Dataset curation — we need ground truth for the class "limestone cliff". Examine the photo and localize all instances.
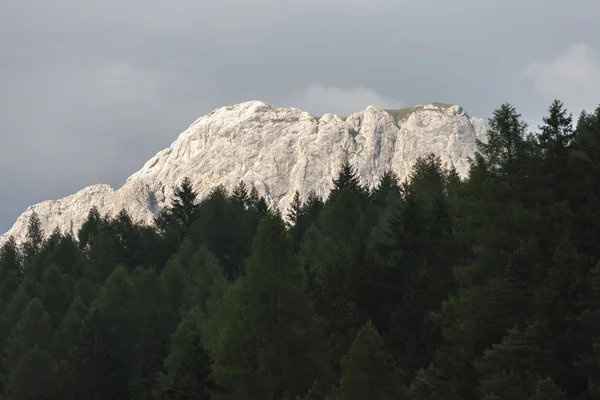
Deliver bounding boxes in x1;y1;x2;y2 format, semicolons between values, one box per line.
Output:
0;100;487;245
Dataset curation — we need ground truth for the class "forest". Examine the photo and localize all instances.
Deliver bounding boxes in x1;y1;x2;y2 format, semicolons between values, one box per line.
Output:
1;100;600;400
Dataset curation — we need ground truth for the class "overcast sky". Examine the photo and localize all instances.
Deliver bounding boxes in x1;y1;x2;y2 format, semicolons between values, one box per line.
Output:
1;0;600;232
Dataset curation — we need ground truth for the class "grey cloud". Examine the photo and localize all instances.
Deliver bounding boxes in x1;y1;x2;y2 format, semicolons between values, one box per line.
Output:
284;84;404;116
525;44;600;116
1;0;599;231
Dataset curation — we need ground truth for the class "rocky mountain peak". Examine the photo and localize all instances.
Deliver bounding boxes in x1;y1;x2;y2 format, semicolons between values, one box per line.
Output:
0;100;487;245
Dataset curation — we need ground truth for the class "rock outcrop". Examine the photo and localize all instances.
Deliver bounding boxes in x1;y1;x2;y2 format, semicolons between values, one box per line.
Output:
0;100;487;245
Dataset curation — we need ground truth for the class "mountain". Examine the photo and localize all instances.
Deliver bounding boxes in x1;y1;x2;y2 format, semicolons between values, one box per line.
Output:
0;100;487;245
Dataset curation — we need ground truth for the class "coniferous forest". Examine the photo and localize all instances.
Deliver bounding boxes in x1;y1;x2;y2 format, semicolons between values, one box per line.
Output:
2;100;600;399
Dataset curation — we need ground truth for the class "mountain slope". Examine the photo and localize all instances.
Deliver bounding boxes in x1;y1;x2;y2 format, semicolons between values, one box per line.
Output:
0;100;487;245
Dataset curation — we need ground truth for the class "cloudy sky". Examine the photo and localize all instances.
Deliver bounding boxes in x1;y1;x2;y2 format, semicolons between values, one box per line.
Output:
1;0;599;231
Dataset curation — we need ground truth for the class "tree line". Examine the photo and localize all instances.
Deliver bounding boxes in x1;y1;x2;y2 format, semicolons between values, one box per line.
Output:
1;100;600;399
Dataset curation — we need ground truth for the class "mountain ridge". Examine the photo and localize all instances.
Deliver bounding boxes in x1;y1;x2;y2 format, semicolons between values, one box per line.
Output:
0;100;487;245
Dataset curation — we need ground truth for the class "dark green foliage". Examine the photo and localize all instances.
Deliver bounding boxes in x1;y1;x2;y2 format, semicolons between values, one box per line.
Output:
339;321;406;400
209;213;328;400
78;206;104;250
153;307;216;400
22;212;44;265
165;176;200;230
1;99;600;400
331;161;363;194
0;237;22;314
3;345;57;400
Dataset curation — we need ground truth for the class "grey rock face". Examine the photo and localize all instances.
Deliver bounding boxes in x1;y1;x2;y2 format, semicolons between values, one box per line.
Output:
0;100;487;245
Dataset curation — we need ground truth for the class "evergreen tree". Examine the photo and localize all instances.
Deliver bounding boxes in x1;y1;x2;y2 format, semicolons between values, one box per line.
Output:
232;180;249;207
153;307;216;400
286;191;303;228
330;161;365;200
210;213;328;400
538;100;573;154
0;237;22;314
248;184;269;214
78;206;104;250
69;310;130;400
286;191;309;254
478;103;529;170
2;298;53;369
3;345;57;400
339;321;405;400
370;170;401;209
530;377;567;400
22;212;44;265
155;177;200;238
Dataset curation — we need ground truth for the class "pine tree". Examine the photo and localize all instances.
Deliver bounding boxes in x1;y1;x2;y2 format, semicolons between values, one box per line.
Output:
187;185;259;282
331;161;364;196
210;213;328;400
537;100;573;201
286;191;307;254
530;377;567;400
172;177;200;227
370;170;401;210
156;177;200;236
286;191;303;228
40;263;73;325
56;296;88;355
339;321;405;400
232;180;249;207
153;307;216;400
3;345;57;400
478;103;528;170
183;246;228;314
70;310;130;400
475;321;559;400
78;206;104;250
22;212;44;265
0;236;21;281
0;237;22;314
2;298;53;369
538;100;573;154
303;191;324;223
248;184;269;214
